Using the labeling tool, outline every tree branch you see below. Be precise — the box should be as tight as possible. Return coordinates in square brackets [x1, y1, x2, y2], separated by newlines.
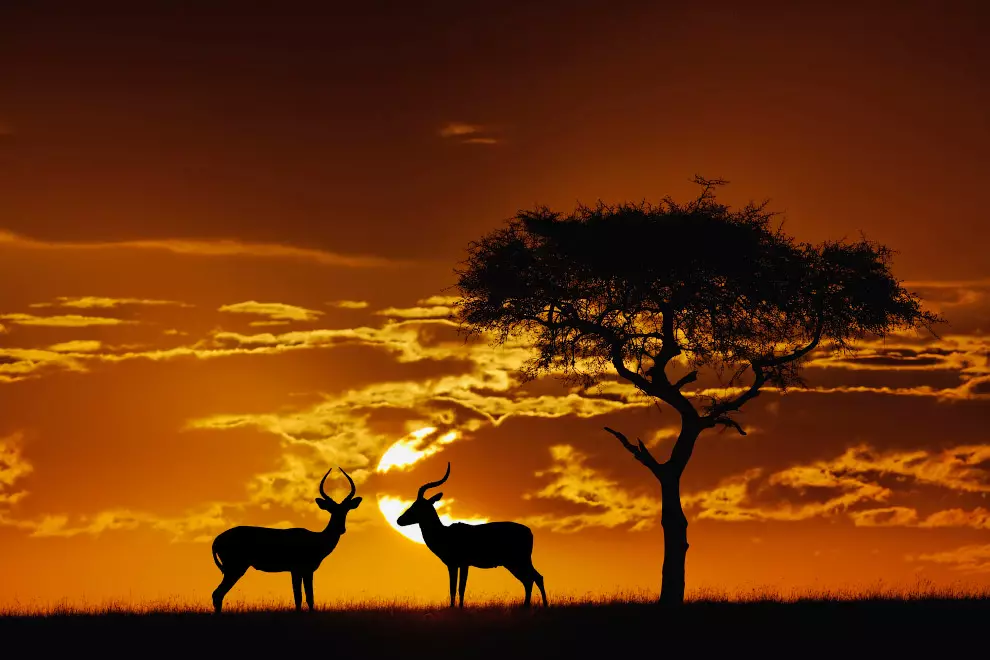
[540, 304, 700, 422]
[610, 345, 659, 396]
[673, 370, 698, 390]
[712, 416, 747, 436]
[603, 426, 665, 478]
[708, 363, 766, 419]
[760, 321, 826, 368]
[655, 302, 682, 366]
[708, 319, 825, 420]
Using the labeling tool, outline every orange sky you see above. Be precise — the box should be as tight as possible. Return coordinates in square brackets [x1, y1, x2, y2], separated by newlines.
[2, 1, 990, 609]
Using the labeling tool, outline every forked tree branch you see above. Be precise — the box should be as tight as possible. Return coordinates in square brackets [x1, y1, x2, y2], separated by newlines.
[615, 347, 699, 421]
[603, 426, 665, 478]
[540, 304, 699, 422]
[707, 320, 826, 421]
[610, 345, 659, 396]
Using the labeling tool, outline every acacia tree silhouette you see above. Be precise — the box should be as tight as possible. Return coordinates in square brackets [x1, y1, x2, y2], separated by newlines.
[454, 176, 943, 605]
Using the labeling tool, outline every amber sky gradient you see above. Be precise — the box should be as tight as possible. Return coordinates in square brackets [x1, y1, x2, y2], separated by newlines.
[2, 1, 990, 608]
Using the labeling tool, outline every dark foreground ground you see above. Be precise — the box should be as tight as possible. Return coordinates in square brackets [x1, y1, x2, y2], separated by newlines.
[2, 598, 987, 658]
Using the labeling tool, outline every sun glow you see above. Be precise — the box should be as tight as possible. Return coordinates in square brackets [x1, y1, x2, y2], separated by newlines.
[376, 426, 460, 474]
[376, 495, 489, 545]
[375, 427, 487, 543]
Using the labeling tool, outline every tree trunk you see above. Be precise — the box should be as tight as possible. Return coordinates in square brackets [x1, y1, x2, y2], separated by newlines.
[658, 468, 688, 605]
[657, 423, 699, 606]
[602, 421, 698, 605]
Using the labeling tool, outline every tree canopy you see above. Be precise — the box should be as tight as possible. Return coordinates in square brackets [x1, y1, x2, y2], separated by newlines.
[456, 178, 942, 435]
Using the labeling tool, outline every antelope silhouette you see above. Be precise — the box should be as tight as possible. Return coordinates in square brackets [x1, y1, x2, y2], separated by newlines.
[396, 462, 548, 608]
[210, 467, 362, 613]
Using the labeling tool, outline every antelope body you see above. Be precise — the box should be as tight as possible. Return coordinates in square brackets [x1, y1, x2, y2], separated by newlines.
[211, 467, 362, 613]
[397, 462, 548, 608]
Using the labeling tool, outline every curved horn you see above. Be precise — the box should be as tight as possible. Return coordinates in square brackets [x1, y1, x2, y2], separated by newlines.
[318, 467, 334, 501]
[339, 467, 356, 501]
[417, 462, 451, 500]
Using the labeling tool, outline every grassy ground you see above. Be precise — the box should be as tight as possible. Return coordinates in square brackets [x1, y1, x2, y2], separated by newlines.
[2, 587, 987, 657]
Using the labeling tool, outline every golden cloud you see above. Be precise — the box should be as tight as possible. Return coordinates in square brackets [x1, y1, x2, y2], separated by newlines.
[920, 507, 990, 529]
[218, 301, 324, 323]
[181, 325, 637, 514]
[819, 443, 990, 494]
[5, 306, 987, 538]
[420, 295, 462, 306]
[0, 230, 408, 268]
[683, 442, 990, 524]
[10, 502, 236, 544]
[187, 374, 634, 464]
[647, 427, 682, 447]
[327, 300, 370, 309]
[0, 433, 33, 506]
[0, 347, 87, 383]
[851, 506, 990, 530]
[373, 295, 462, 319]
[3, 284, 988, 550]
[2, 321, 482, 383]
[0, 312, 134, 327]
[3, 296, 987, 411]
[684, 466, 891, 523]
[47, 340, 103, 353]
[519, 445, 661, 533]
[30, 296, 191, 309]
[374, 306, 455, 319]
[909, 544, 990, 573]
[806, 333, 990, 375]
[0, 462, 359, 542]
[848, 506, 920, 527]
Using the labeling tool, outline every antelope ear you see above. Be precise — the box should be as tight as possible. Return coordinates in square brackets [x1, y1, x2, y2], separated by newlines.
[348, 496, 363, 509]
[315, 498, 329, 510]
[428, 492, 443, 504]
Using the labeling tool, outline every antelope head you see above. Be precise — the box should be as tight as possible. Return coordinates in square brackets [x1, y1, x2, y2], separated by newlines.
[315, 467, 363, 535]
[396, 462, 450, 527]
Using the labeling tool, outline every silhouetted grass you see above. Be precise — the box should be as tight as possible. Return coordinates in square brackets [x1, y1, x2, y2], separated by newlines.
[3, 583, 987, 657]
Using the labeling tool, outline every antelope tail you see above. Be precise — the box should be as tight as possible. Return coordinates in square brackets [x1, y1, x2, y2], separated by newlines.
[212, 541, 223, 572]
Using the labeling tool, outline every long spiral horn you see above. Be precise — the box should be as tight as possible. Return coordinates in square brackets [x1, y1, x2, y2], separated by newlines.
[318, 468, 335, 502]
[339, 467, 356, 501]
[417, 462, 451, 500]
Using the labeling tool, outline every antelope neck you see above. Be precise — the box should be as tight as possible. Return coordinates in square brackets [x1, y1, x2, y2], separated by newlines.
[321, 518, 345, 537]
[418, 510, 448, 549]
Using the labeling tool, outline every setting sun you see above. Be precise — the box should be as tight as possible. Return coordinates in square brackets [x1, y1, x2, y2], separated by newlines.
[2, 4, 989, 640]
[375, 428, 486, 543]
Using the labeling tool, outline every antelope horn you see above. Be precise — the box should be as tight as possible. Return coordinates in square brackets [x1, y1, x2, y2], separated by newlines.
[318, 467, 335, 502]
[417, 462, 451, 500]
[339, 467, 356, 501]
